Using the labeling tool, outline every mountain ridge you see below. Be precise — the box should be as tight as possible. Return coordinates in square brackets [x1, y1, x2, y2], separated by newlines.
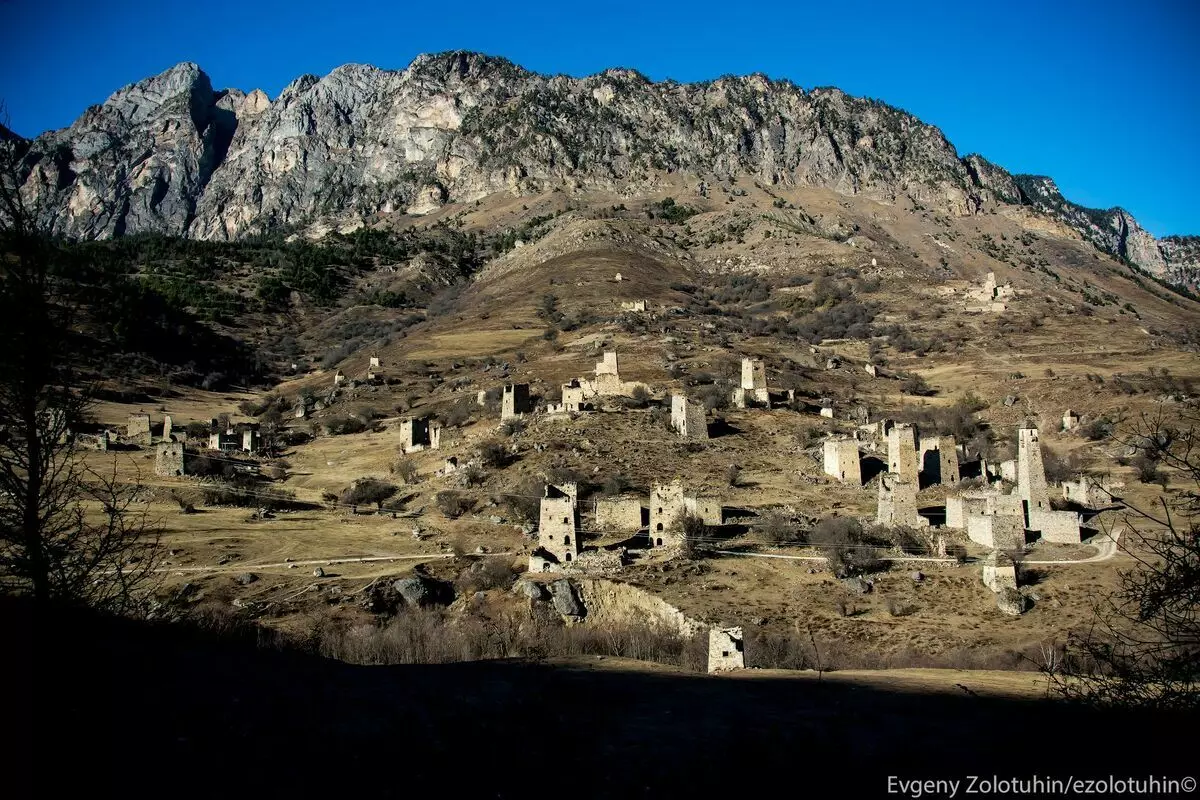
[7, 50, 1194, 289]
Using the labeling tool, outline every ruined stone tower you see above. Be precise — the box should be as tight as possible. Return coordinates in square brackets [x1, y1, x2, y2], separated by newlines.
[538, 484, 579, 564]
[732, 357, 769, 408]
[670, 395, 708, 440]
[919, 435, 960, 486]
[126, 413, 152, 446]
[823, 436, 861, 484]
[707, 627, 745, 673]
[887, 423, 920, 481]
[1017, 425, 1051, 527]
[876, 473, 925, 528]
[154, 442, 185, 477]
[501, 383, 532, 421]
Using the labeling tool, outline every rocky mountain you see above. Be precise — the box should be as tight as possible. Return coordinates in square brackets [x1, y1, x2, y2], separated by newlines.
[9, 51, 1195, 288]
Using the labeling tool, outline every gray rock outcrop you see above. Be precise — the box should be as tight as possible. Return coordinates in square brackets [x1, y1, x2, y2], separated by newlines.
[8, 51, 1191, 286]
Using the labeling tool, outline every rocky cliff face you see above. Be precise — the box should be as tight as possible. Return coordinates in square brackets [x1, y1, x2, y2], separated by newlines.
[1158, 236, 1200, 291]
[9, 51, 1192, 286]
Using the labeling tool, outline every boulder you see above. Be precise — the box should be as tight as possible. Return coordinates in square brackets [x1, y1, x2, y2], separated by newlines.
[996, 588, 1027, 616]
[312, 567, 325, 578]
[514, 579, 546, 601]
[910, 571, 924, 582]
[393, 575, 453, 607]
[236, 572, 258, 585]
[840, 576, 873, 595]
[549, 579, 584, 617]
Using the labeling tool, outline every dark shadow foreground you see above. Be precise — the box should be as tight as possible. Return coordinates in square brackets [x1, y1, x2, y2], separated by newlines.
[9, 599, 1189, 798]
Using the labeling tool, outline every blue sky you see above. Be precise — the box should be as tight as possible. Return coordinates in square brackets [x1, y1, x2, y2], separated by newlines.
[1, 0, 1196, 235]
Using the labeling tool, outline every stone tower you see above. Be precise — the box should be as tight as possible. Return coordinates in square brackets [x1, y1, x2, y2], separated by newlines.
[887, 423, 920, 481]
[538, 485, 579, 564]
[1017, 425, 1051, 527]
[154, 442, 185, 477]
[501, 383, 532, 421]
[876, 473, 924, 528]
[741, 358, 766, 391]
[127, 413, 152, 446]
[649, 481, 687, 548]
[823, 436, 861, 484]
[919, 435, 960, 486]
[670, 395, 708, 440]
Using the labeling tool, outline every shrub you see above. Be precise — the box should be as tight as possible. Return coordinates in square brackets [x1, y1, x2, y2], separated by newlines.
[436, 491, 474, 519]
[725, 464, 742, 487]
[628, 385, 650, 408]
[440, 399, 474, 428]
[455, 558, 517, 593]
[601, 474, 630, 496]
[391, 458, 419, 484]
[459, 463, 487, 487]
[680, 513, 707, 557]
[477, 440, 511, 469]
[340, 478, 398, 509]
[323, 415, 367, 436]
[1081, 417, 1114, 441]
[504, 478, 544, 524]
[901, 373, 936, 396]
[758, 511, 795, 543]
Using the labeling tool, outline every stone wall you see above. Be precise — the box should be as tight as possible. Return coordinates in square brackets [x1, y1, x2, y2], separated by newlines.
[966, 513, 1024, 550]
[1029, 509, 1081, 544]
[399, 416, 440, 453]
[649, 481, 686, 548]
[595, 496, 643, 531]
[981, 552, 1018, 593]
[127, 413, 152, 446]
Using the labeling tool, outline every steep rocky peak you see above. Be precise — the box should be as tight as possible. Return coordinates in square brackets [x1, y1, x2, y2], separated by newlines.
[101, 61, 213, 126]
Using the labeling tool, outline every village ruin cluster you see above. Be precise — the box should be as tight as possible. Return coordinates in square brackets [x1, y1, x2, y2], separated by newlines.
[81, 338, 1133, 672]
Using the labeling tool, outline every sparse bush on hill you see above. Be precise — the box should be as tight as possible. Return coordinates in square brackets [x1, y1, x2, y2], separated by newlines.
[323, 415, 368, 436]
[900, 373, 936, 396]
[504, 478, 545, 524]
[436, 491, 474, 519]
[391, 458, 419, 484]
[455, 558, 517, 594]
[340, 479, 398, 510]
[440, 398, 474, 428]
[758, 511, 796, 544]
[477, 440, 511, 469]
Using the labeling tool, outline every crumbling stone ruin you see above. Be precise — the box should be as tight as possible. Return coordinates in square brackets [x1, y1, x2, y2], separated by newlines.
[670, 394, 709, 440]
[619, 300, 647, 312]
[981, 552, 1026, 616]
[535, 483, 580, 568]
[945, 424, 1080, 548]
[876, 473, 927, 528]
[501, 383, 532, 421]
[154, 442, 185, 477]
[965, 271, 1016, 313]
[162, 415, 174, 442]
[399, 416, 442, 454]
[1061, 475, 1122, 509]
[707, 626, 745, 673]
[79, 430, 109, 451]
[823, 435, 861, 484]
[919, 435, 960, 486]
[649, 479, 721, 548]
[887, 423, 920, 482]
[554, 351, 647, 409]
[126, 413, 152, 446]
[981, 551, 1018, 593]
[208, 421, 262, 454]
[1062, 409, 1080, 431]
[731, 357, 769, 409]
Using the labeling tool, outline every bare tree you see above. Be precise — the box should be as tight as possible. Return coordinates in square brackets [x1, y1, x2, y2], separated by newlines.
[0, 110, 161, 612]
[1046, 403, 1199, 710]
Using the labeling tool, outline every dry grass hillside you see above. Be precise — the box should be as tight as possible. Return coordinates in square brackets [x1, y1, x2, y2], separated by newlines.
[82, 176, 1200, 673]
